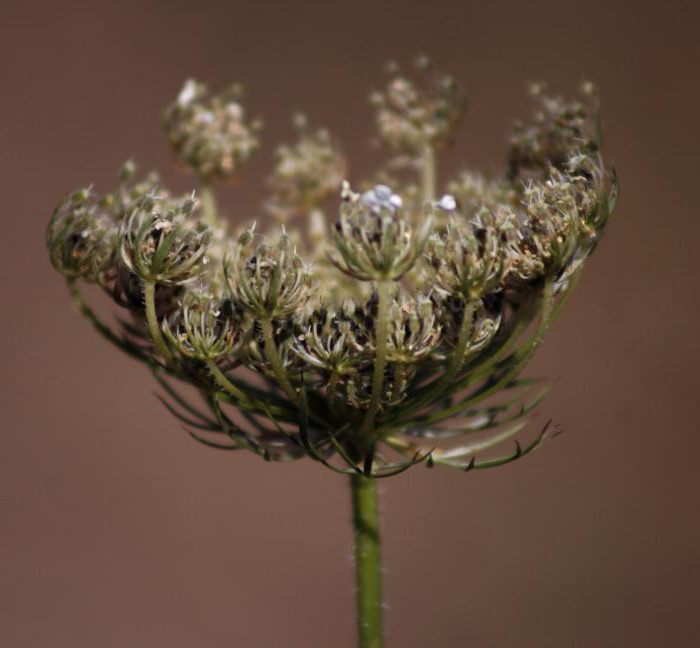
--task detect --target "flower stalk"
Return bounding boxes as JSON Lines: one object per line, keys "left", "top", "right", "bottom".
{"left": 261, "top": 317, "right": 301, "bottom": 407}
{"left": 206, "top": 360, "right": 255, "bottom": 408}
{"left": 144, "top": 280, "right": 172, "bottom": 363}
{"left": 351, "top": 474, "right": 383, "bottom": 648}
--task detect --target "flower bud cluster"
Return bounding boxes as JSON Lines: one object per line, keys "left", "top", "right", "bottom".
{"left": 162, "top": 291, "right": 245, "bottom": 361}
{"left": 432, "top": 294, "right": 502, "bottom": 362}
{"left": 225, "top": 227, "right": 312, "bottom": 319}
{"left": 292, "top": 300, "right": 363, "bottom": 376}
{"left": 163, "top": 79, "right": 262, "bottom": 179}
{"left": 509, "top": 81, "right": 600, "bottom": 180}
{"left": 370, "top": 57, "right": 467, "bottom": 156}
{"left": 268, "top": 115, "right": 346, "bottom": 219}
{"left": 119, "top": 192, "right": 211, "bottom": 286}
{"left": 424, "top": 214, "right": 504, "bottom": 300}
{"left": 46, "top": 188, "right": 117, "bottom": 284}
{"left": 384, "top": 292, "right": 442, "bottom": 364}
{"left": 330, "top": 183, "right": 430, "bottom": 281}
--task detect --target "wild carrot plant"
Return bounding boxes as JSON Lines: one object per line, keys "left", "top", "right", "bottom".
{"left": 46, "top": 57, "right": 617, "bottom": 648}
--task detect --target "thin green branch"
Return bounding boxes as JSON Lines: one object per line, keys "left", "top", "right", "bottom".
{"left": 206, "top": 359, "right": 256, "bottom": 406}
{"left": 143, "top": 280, "right": 172, "bottom": 363}
{"left": 261, "top": 318, "right": 301, "bottom": 407}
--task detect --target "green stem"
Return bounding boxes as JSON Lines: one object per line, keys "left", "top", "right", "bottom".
{"left": 420, "top": 144, "right": 436, "bottom": 204}
{"left": 206, "top": 359, "right": 299, "bottom": 423}
{"left": 144, "top": 280, "right": 172, "bottom": 363}
{"left": 350, "top": 474, "right": 383, "bottom": 648}
{"left": 260, "top": 317, "right": 301, "bottom": 407}
{"left": 206, "top": 359, "right": 256, "bottom": 407}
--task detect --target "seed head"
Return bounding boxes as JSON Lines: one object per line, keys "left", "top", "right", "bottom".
{"left": 162, "top": 292, "right": 245, "bottom": 361}
{"left": 520, "top": 170, "right": 581, "bottom": 272}
{"left": 46, "top": 188, "right": 117, "bottom": 284}
{"left": 163, "top": 79, "right": 262, "bottom": 180}
{"left": 370, "top": 56, "right": 467, "bottom": 156}
{"left": 118, "top": 192, "right": 211, "bottom": 285}
{"left": 106, "top": 160, "right": 162, "bottom": 221}
{"left": 509, "top": 82, "right": 600, "bottom": 180}
{"left": 292, "top": 300, "right": 365, "bottom": 376}
{"left": 226, "top": 227, "right": 312, "bottom": 319}
{"left": 330, "top": 183, "right": 430, "bottom": 281}
{"left": 384, "top": 291, "right": 442, "bottom": 364}
{"left": 424, "top": 211, "right": 504, "bottom": 300}
{"left": 268, "top": 116, "right": 346, "bottom": 219}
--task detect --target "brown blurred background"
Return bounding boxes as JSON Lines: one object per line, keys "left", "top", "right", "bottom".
{"left": 2, "top": 1, "right": 699, "bottom": 646}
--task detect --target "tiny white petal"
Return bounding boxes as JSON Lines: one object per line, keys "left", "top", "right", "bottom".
{"left": 389, "top": 195, "right": 403, "bottom": 209}
{"left": 177, "top": 80, "right": 198, "bottom": 105}
{"left": 437, "top": 194, "right": 457, "bottom": 211}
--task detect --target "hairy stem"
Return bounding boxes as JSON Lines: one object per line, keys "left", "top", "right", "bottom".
{"left": 350, "top": 474, "right": 383, "bottom": 648}
{"left": 144, "top": 280, "right": 172, "bottom": 363}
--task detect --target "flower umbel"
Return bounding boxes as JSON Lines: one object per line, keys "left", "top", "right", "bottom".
{"left": 46, "top": 60, "right": 617, "bottom": 478}
{"left": 46, "top": 62, "right": 618, "bottom": 648}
